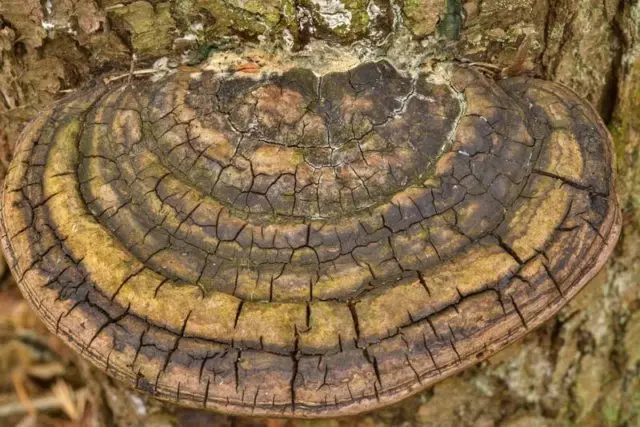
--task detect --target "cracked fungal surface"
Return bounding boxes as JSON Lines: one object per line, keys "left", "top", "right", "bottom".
{"left": 0, "top": 60, "right": 621, "bottom": 417}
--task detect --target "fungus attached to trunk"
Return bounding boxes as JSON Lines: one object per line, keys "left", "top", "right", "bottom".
{"left": 0, "top": 61, "right": 620, "bottom": 417}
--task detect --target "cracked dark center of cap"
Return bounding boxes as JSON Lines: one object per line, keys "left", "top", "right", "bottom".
{"left": 146, "top": 61, "right": 459, "bottom": 219}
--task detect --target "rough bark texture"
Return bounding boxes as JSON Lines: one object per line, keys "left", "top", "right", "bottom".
{"left": 0, "top": 0, "right": 639, "bottom": 426}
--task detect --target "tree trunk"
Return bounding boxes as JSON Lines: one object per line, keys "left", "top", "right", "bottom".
{"left": 0, "top": 0, "right": 639, "bottom": 426}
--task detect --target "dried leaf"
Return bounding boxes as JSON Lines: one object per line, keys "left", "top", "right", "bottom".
{"left": 51, "top": 380, "right": 79, "bottom": 421}
{"left": 11, "top": 371, "right": 35, "bottom": 417}
{"left": 26, "top": 363, "right": 66, "bottom": 381}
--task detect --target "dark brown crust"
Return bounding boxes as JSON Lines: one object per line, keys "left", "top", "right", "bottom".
{"left": 0, "top": 62, "right": 621, "bottom": 418}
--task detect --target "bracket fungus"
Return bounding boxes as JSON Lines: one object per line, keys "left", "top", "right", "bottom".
{"left": 0, "top": 61, "right": 621, "bottom": 417}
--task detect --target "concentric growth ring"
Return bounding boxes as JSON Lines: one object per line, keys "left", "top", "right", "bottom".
{"left": 0, "top": 61, "right": 620, "bottom": 417}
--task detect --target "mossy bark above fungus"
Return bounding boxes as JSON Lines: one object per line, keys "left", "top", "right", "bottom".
{"left": 0, "top": 0, "right": 639, "bottom": 425}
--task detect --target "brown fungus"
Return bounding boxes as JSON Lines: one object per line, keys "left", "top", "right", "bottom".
{"left": 0, "top": 61, "right": 621, "bottom": 417}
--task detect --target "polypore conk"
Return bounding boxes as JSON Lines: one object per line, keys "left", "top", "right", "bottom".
{"left": 0, "top": 60, "right": 620, "bottom": 417}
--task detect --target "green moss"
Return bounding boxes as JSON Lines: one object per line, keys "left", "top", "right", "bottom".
{"left": 609, "top": 123, "right": 626, "bottom": 173}
{"left": 437, "top": 0, "right": 463, "bottom": 40}
{"left": 280, "top": 0, "right": 299, "bottom": 44}
{"left": 299, "top": 0, "right": 371, "bottom": 42}
{"left": 401, "top": 0, "right": 443, "bottom": 38}
{"left": 610, "top": 59, "right": 640, "bottom": 229}
{"left": 170, "top": 0, "right": 298, "bottom": 50}
{"left": 240, "top": 0, "right": 281, "bottom": 25}
{"left": 603, "top": 403, "right": 620, "bottom": 426}
{"left": 343, "top": 0, "right": 370, "bottom": 35}
{"left": 198, "top": 0, "right": 269, "bottom": 38}
{"left": 109, "top": 1, "right": 176, "bottom": 59}
{"left": 172, "top": 0, "right": 196, "bottom": 24}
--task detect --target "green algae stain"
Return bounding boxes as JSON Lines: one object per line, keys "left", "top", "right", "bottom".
{"left": 108, "top": 1, "right": 177, "bottom": 59}
{"left": 297, "top": 0, "right": 374, "bottom": 42}
{"left": 401, "top": 0, "right": 443, "bottom": 38}
{"left": 437, "top": 0, "right": 463, "bottom": 40}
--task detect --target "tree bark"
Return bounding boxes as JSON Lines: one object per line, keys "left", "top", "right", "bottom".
{"left": 0, "top": 0, "right": 639, "bottom": 425}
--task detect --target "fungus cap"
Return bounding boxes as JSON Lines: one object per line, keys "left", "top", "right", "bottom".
{"left": 0, "top": 61, "right": 621, "bottom": 417}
